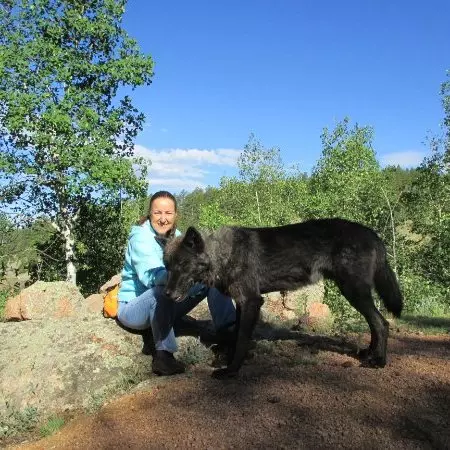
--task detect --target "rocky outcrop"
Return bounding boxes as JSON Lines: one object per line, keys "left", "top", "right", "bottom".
{"left": 84, "top": 293, "right": 105, "bottom": 315}
{"left": 0, "top": 279, "right": 150, "bottom": 435}
{"left": 4, "top": 281, "right": 90, "bottom": 321}
{"left": 99, "top": 274, "right": 121, "bottom": 294}
{"left": 0, "top": 317, "right": 147, "bottom": 421}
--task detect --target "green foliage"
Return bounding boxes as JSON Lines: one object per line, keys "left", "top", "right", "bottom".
{"left": 238, "top": 133, "right": 286, "bottom": 184}
{"left": 399, "top": 273, "right": 449, "bottom": 316}
{"left": 441, "top": 70, "right": 450, "bottom": 153}
{"left": 0, "top": 287, "right": 12, "bottom": 320}
{"left": 310, "top": 117, "right": 383, "bottom": 226}
{"left": 322, "top": 281, "right": 366, "bottom": 332}
{"left": 0, "top": 406, "right": 39, "bottom": 437}
{"left": 39, "top": 415, "right": 65, "bottom": 438}
{"left": 0, "top": 0, "right": 153, "bottom": 283}
{"left": 0, "top": 215, "right": 54, "bottom": 278}
{"left": 75, "top": 198, "right": 145, "bottom": 295}
{"left": 198, "top": 201, "right": 233, "bottom": 231}
{"left": 235, "top": 134, "right": 307, "bottom": 226}
{"left": 189, "top": 134, "right": 309, "bottom": 230}
{"left": 399, "top": 75, "right": 450, "bottom": 301}
{"left": 186, "top": 110, "right": 449, "bottom": 321}
{"left": 403, "top": 142, "right": 450, "bottom": 287}
{"left": 0, "top": 214, "right": 15, "bottom": 274}
{"left": 29, "top": 197, "right": 146, "bottom": 295}
{"left": 0, "top": 40, "right": 447, "bottom": 326}
{"left": 177, "top": 187, "right": 223, "bottom": 231}
{"left": 176, "top": 112, "right": 448, "bottom": 320}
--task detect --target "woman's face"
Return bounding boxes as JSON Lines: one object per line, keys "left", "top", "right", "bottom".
{"left": 150, "top": 197, "right": 177, "bottom": 235}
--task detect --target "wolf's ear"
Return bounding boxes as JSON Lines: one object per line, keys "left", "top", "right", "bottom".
{"left": 154, "top": 229, "right": 173, "bottom": 249}
{"left": 183, "top": 226, "right": 204, "bottom": 253}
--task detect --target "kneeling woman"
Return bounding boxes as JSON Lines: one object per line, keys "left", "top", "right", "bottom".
{"left": 117, "top": 190, "right": 236, "bottom": 376}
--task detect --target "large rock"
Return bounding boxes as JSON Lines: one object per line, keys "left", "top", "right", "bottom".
{"left": 100, "top": 274, "right": 121, "bottom": 294}
{"left": 83, "top": 275, "right": 123, "bottom": 316}
{"left": 281, "top": 282, "right": 325, "bottom": 311}
{"left": 85, "top": 293, "right": 105, "bottom": 315}
{"left": 299, "top": 302, "right": 334, "bottom": 332}
{"left": 4, "top": 281, "right": 89, "bottom": 321}
{"left": 262, "top": 282, "right": 325, "bottom": 320}
{"left": 0, "top": 316, "right": 148, "bottom": 423}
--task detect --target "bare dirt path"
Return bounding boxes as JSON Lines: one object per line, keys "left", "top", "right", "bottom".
{"left": 9, "top": 331, "right": 450, "bottom": 450}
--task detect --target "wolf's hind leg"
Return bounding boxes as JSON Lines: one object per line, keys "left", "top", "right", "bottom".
{"left": 336, "top": 279, "right": 389, "bottom": 368}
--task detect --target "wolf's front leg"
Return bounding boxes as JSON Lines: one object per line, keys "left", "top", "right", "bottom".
{"left": 212, "top": 295, "right": 262, "bottom": 379}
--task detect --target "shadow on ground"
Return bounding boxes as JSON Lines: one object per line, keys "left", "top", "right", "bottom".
{"left": 177, "top": 316, "right": 362, "bottom": 363}
{"left": 399, "top": 314, "right": 450, "bottom": 332}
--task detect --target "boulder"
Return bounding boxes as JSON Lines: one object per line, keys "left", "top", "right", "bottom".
{"left": 85, "top": 293, "right": 105, "bottom": 315}
{"left": 262, "top": 282, "right": 325, "bottom": 320}
{"left": 299, "top": 302, "right": 334, "bottom": 332}
{"left": 100, "top": 274, "right": 121, "bottom": 294}
{"left": 281, "top": 282, "right": 325, "bottom": 311}
{"left": 0, "top": 316, "right": 148, "bottom": 423}
{"left": 4, "top": 281, "right": 89, "bottom": 321}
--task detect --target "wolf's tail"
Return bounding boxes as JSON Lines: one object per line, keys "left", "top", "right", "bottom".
{"left": 374, "top": 252, "right": 403, "bottom": 318}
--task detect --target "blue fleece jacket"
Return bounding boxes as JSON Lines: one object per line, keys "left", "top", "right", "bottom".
{"left": 118, "top": 220, "right": 181, "bottom": 303}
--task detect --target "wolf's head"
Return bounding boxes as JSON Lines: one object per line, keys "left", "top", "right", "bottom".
{"left": 157, "top": 226, "right": 212, "bottom": 302}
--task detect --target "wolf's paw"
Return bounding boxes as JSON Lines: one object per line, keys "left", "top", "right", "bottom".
{"left": 211, "top": 367, "right": 238, "bottom": 379}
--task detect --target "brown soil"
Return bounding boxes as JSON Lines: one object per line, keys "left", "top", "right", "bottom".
{"left": 8, "top": 330, "right": 450, "bottom": 450}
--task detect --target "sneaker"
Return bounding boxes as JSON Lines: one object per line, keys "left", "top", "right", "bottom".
{"left": 152, "top": 350, "right": 186, "bottom": 376}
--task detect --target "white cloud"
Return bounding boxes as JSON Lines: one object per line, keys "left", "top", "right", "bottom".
{"left": 380, "top": 150, "right": 426, "bottom": 168}
{"left": 134, "top": 145, "right": 241, "bottom": 191}
{"left": 135, "top": 146, "right": 240, "bottom": 165}
{"left": 149, "top": 178, "right": 207, "bottom": 190}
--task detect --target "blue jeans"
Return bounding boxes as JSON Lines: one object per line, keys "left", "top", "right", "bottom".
{"left": 117, "top": 284, "right": 236, "bottom": 353}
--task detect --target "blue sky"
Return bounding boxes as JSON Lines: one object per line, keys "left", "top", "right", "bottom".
{"left": 122, "top": 0, "right": 450, "bottom": 193}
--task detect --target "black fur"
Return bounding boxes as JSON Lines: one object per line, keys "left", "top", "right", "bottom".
{"left": 160, "top": 218, "right": 403, "bottom": 378}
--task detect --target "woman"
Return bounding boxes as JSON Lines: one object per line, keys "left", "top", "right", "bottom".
{"left": 117, "top": 190, "right": 236, "bottom": 376}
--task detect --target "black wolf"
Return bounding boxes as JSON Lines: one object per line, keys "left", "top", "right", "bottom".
{"left": 159, "top": 218, "right": 403, "bottom": 378}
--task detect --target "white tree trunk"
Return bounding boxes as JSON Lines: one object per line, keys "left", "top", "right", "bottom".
{"left": 63, "top": 221, "right": 76, "bottom": 285}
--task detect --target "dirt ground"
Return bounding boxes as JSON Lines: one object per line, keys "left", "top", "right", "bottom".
{"left": 7, "top": 327, "right": 450, "bottom": 450}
